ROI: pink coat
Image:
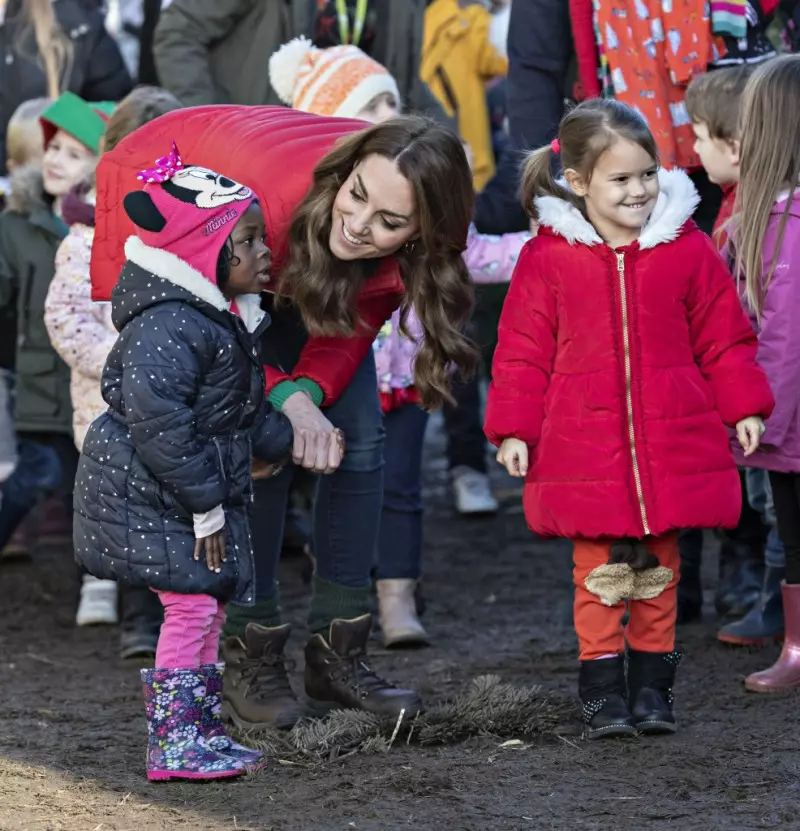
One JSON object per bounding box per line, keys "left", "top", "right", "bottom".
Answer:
{"left": 373, "top": 225, "right": 530, "bottom": 406}
{"left": 733, "top": 192, "right": 800, "bottom": 473}
{"left": 44, "top": 225, "right": 117, "bottom": 451}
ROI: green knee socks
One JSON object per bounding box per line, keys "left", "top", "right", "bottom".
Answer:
{"left": 307, "top": 576, "right": 372, "bottom": 636}
{"left": 222, "top": 593, "right": 282, "bottom": 639}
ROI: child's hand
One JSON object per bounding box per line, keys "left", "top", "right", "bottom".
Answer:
{"left": 736, "top": 416, "right": 766, "bottom": 457}
{"left": 496, "top": 438, "right": 529, "bottom": 477}
{"left": 194, "top": 529, "right": 227, "bottom": 573}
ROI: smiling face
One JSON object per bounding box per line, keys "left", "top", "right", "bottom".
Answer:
{"left": 565, "top": 137, "right": 660, "bottom": 248}
{"left": 42, "top": 129, "right": 97, "bottom": 198}
{"left": 329, "top": 153, "right": 420, "bottom": 261}
{"left": 222, "top": 202, "right": 271, "bottom": 299}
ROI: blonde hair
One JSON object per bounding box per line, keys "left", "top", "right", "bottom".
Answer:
{"left": 522, "top": 99, "right": 658, "bottom": 221}
{"left": 685, "top": 65, "right": 754, "bottom": 142}
{"left": 733, "top": 55, "right": 800, "bottom": 317}
{"left": 19, "top": 0, "right": 74, "bottom": 98}
{"left": 103, "top": 86, "right": 182, "bottom": 153}
{"left": 6, "top": 97, "right": 51, "bottom": 169}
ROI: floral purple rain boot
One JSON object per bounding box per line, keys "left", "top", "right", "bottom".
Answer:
{"left": 201, "top": 664, "right": 266, "bottom": 769}
{"left": 141, "top": 667, "right": 247, "bottom": 781}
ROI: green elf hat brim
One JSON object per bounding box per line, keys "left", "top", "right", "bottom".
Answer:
{"left": 40, "top": 91, "right": 116, "bottom": 153}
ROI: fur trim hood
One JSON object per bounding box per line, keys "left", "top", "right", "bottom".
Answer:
{"left": 118, "top": 236, "right": 266, "bottom": 334}
{"left": 534, "top": 168, "right": 700, "bottom": 250}
{"left": 5, "top": 165, "right": 49, "bottom": 216}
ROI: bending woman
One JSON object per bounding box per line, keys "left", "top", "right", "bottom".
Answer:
{"left": 92, "top": 106, "right": 476, "bottom": 726}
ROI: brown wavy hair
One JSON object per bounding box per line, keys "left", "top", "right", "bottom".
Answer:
{"left": 278, "top": 116, "right": 478, "bottom": 409}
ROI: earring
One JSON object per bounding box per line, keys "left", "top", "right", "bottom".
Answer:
{"left": 404, "top": 240, "right": 416, "bottom": 254}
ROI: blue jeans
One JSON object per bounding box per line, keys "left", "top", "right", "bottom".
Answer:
{"left": 376, "top": 403, "right": 429, "bottom": 580}
{"left": 746, "top": 468, "right": 785, "bottom": 569}
{"left": 0, "top": 438, "right": 63, "bottom": 550}
{"left": 250, "top": 353, "right": 384, "bottom": 599}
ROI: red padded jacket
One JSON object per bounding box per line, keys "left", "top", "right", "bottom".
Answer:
{"left": 91, "top": 106, "right": 404, "bottom": 405}
{"left": 484, "top": 169, "right": 774, "bottom": 540}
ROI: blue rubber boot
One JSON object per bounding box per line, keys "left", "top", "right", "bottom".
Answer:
{"left": 718, "top": 565, "right": 785, "bottom": 647}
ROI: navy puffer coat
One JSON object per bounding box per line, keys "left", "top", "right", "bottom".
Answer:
{"left": 73, "top": 236, "right": 293, "bottom": 604}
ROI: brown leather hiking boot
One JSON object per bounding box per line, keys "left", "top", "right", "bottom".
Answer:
{"left": 221, "top": 623, "right": 303, "bottom": 730}
{"left": 304, "top": 614, "right": 423, "bottom": 719}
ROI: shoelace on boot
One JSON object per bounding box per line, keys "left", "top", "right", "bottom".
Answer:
{"left": 331, "top": 650, "right": 397, "bottom": 698}
{"left": 240, "top": 653, "right": 296, "bottom": 699}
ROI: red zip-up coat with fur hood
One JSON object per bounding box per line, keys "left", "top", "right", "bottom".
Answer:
{"left": 91, "top": 106, "right": 404, "bottom": 406}
{"left": 484, "top": 169, "right": 775, "bottom": 540}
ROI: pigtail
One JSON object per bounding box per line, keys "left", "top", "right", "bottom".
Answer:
{"left": 521, "top": 144, "right": 584, "bottom": 221}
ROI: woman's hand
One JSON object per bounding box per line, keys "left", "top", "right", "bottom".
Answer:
{"left": 496, "top": 438, "right": 529, "bottom": 477}
{"left": 280, "top": 391, "right": 344, "bottom": 474}
{"left": 194, "top": 529, "right": 226, "bottom": 573}
{"left": 736, "top": 416, "right": 766, "bottom": 457}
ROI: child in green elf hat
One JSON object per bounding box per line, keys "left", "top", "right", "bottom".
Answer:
{"left": 0, "top": 91, "right": 114, "bottom": 564}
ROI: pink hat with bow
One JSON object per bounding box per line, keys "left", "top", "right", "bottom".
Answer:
{"left": 123, "top": 142, "right": 257, "bottom": 285}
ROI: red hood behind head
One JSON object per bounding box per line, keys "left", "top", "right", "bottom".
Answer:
{"left": 92, "top": 105, "right": 390, "bottom": 301}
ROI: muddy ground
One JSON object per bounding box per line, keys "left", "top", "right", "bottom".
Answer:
{"left": 0, "top": 418, "right": 797, "bottom": 831}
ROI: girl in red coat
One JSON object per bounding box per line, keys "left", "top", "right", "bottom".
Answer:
{"left": 484, "top": 100, "right": 774, "bottom": 740}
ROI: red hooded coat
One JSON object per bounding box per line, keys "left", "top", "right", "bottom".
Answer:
{"left": 484, "top": 169, "right": 775, "bottom": 540}
{"left": 91, "top": 106, "right": 404, "bottom": 405}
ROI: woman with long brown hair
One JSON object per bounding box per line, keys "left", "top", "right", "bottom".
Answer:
{"left": 91, "top": 105, "right": 476, "bottom": 728}
{"left": 0, "top": 0, "right": 132, "bottom": 174}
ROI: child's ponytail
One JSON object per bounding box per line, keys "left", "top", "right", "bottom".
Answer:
{"left": 522, "top": 100, "right": 659, "bottom": 223}
{"left": 521, "top": 143, "right": 583, "bottom": 221}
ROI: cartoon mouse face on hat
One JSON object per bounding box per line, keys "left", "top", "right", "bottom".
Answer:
{"left": 124, "top": 142, "right": 257, "bottom": 286}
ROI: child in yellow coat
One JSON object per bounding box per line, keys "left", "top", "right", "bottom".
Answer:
{"left": 422, "top": 0, "right": 508, "bottom": 192}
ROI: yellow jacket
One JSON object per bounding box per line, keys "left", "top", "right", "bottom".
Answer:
{"left": 422, "top": 0, "right": 508, "bottom": 192}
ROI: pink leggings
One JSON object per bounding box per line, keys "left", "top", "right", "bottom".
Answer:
{"left": 154, "top": 591, "right": 226, "bottom": 669}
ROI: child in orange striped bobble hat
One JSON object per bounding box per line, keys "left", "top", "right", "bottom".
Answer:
{"left": 269, "top": 36, "right": 401, "bottom": 123}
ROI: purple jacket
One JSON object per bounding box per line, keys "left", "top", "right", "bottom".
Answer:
{"left": 734, "top": 192, "right": 800, "bottom": 473}
{"left": 373, "top": 225, "right": 531, "bottom": 399}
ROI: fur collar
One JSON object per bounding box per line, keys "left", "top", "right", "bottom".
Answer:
{"left": 124, "top": 237, "right": 266, "bottom": 332}
{"left": 534, "top": 168, "right": 699, "bottom": 250}
{"left": 6, "top": 164, "right": 49, "bottom": 216}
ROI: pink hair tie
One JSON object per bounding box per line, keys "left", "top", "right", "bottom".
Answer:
{"left": 551, "top": 138, "right": 560, "bottom": 154}
{"left": 137, "top": 140, "right": 184, "bottom": 184}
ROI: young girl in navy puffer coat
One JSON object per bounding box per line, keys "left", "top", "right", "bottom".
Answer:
{"left": 73, "top": 143, "right": 293, "bottom": 782}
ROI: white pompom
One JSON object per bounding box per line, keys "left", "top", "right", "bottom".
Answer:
{"left": 269, "top": 37, "right": 314, "bottom": 105}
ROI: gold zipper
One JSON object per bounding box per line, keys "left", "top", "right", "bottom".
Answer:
{"left": 616, "top": 252, "right": 650, "bottom": 536}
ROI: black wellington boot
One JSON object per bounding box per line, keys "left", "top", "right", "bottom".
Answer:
{"left": 578, "top": 656, "right": 637, "bottom": 740}
{"left": 627, "top": 649, "right": 682, "bottom": 735}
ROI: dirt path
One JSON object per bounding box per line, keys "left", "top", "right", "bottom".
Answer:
{"left": 0, "top": 422, "right": 796, "bottom": 831}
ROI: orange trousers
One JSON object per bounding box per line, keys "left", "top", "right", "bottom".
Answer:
{"left": 572, "top": 534, "right": 680, "bottom": 660}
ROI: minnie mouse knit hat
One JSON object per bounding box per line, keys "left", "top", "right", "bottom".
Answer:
{"left": 269, "top": 36, "right": 400, "bottom": 119}
{"left": 40, "top": 91, "right": 115, "bottom": 152}
{"left": 123, "top": 142, "right": 257, "bottom": 286}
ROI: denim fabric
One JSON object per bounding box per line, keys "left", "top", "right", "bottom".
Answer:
{"left": 0, "top": 439, "right": 63, "bottom": 550}
{"left": 376, "top": 404, "right": 429, "bottom": 580}
{"left": 746, "top": 468, "right": 784, "bottom": 568}
{"left": 249, "top": 352, "right": 385, "bottom": 600}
